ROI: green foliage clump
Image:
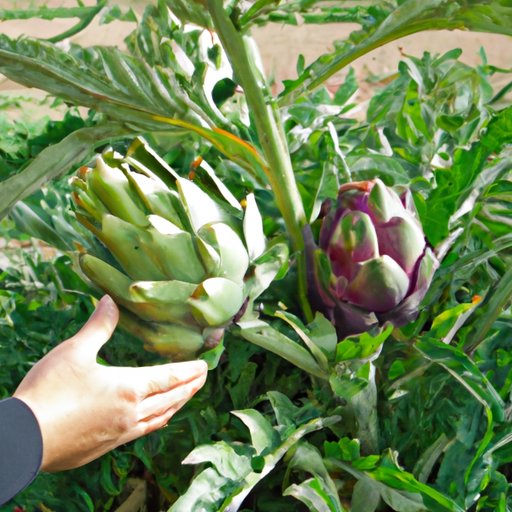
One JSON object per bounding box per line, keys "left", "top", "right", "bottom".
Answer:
{"left": 0, "top": 1, "right": 511, "bottom": 511}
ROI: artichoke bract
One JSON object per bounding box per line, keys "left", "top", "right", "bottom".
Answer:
{"left": 306, "top": 179, "right": 438, "bottom": 338}
{"left": 71, "top": 139, "right": 287, "bottom": 360}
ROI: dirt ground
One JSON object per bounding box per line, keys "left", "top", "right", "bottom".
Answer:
{"left": 0, "top": 1, "right": 511, "bottom": 108}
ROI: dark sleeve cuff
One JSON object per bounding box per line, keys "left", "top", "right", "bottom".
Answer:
{"left": 0, "top": 397, "right": 43, "bottom": 506}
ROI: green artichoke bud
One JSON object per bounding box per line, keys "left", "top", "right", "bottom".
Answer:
{"left": 72, "top": 140, "right": 287, "bottom": 360}
{"left": 306, "top": 179, "right": 438, "bottom": 338}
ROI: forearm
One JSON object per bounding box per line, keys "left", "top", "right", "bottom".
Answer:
{"left": 0, "top": 397, "right": 42, "bottom": 506}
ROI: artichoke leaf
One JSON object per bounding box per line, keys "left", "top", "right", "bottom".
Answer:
{"left": 80, "top": 255, "right": 196, "bottom": 324}
{"left": 126, "top": 171, "right": 183, "bottom": 228}
{"left": 119, "top": 308, "right": 205, "bottom": 360}
{"left": 243, "top": 193, "right": 266, "bottom": 261}
{"left": 145, "top": 226, "right": 207, "bottom": 283}
{"left": 345, "top": 255, "right": 410, "bottom": 312}
{"left": 198, "top": 159, "right": 242, "bottom": 212}
{"left": 188, "top": 277, "right": 245, "bottom": 327}
{"left": 379, "top": 247, "right": 439, "bottom": 327}
{"left": 89, "top": 157, "right": 148, "bottom": 227}
{"left": 177, "top": 177, "right": 232, "bottom": 232}
{"left": 129, "top": 280, "right": 198, "bottom": 324}
{"left": 244, "top": 242, "right": 289, "bottom": 308}
{"left": 198, "top": 222, "right": 249, "bottom": 282}
{"left": 375, "top": 215, "right": 425, "bottom": 274}
{"left": 71, "top": 185, "right": 109, "bottom": 223}
{"left": 367, "top": 179, "right": 407, "bottom": 223}
{"left": 125, "top": 137, "right": 181, "bottom": 188}
{"left": 196, "top": 237, "right": 221, "bottom": 276}
{"left": 99, "top": 214, "right": 166, "bottom": 281}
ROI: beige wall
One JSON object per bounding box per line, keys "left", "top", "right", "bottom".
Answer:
{"left": 254, "top": 25, "right": 511, "bottom": 95}
{"left": 1, "top": 1, "right": 510, "bottom": 99}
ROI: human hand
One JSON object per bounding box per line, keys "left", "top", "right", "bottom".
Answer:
{"left": 13, "top": 295, "right": 208, "bottom": 472}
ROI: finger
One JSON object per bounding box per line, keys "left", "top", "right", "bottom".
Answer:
{"left": 133, "top": 406, "right": 181, "bottom": 437}
{"left": 138, "top": 398, "right": 190, "bottom": 436}
{"left": 137, "top": 373, "right": 206, "bottom": 422}
{"left": 71, "top": 295, "right": 119, "bottom": 360}
{"left": 136, "top": 360, "right": 208, "bottom": 397}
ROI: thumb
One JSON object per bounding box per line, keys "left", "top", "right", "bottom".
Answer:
{"left": 71, "top": 295, "right": 119, "bottom": 361}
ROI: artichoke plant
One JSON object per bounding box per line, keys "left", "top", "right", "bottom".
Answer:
{"left": 307, "top": 179, "right": 439, "bottom": 338}
{"left": 71, "top": 139, "right": 287, "bottom": 360}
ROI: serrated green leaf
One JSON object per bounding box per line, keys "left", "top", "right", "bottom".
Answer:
{"left": 0, "top": 34, "right": 270, "bottom": 182}
{"left": 336, "top": 325, "right": 393, "bottom": 362}
{"left": 422, "top": 106, "right": 512, "bottom": 246}
{"left": 429, "top": 297, "right": 482, "bottom": 344}
{"left": 415, "top": 338, "right": 505, "bottom": 422}
{"left": 266, "top": 391, "right": 304, "bottom": 428}
{"left": 284, "top": 478, "right": 345, "bottom": 512}
{"left": 285, "top": 442, "right": 344, "bottom": 511}
{"left": 231, "top": 409, "right": 280, "bottom": 455}
{"left": 169, "top": 467, "right": 232, "bottom": 512}
{"left": 347, "top": 154, "right": 410, "bottom": 185}
{"left": 324, "top": 437, "right": 361, "bottom": 462}
{"left": 329, "top": 454, "right": 466, "bottom": 512}
{"left": 0, "top": 124, "right": 128, "bottom": 221}
{"left": 182, "top": 441, "right": 251, "bottom": 481}
{"left": 329, "top": 371, "right": 368, "bottom": 401}
{"left": 173, "top": 406, "right": 339, "bottom": 512}
{"left": 280, "top": 0, "right": 512, "bottom": 104}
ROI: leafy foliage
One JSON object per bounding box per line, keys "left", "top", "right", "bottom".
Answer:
{"left": 276, "top": 0, "right": 512, "bottom": 104}
{"left": 0, "top": 0, "right": 511, "bottom": 511}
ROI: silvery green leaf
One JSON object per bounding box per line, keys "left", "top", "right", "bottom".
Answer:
{"left": 244, "top": 242, "right": 289, "bottom": 305}
{"left": 89, "top": 157, "right": 148, "bottom": 227}
{"left": 188, "top": 277, "right": 245, "bottom": 326}
{"left": 182, "top": 442, "right": 252, "bottom": 480}
{"left": 147, "top": 227, "right": 206, "bottom": 282}
{"left": 351, "top": 478, "right": 381, "bottom": 512}
{"left": 177, "top": 177, "right": 232, "bottom": 232}
{"left": 99, "top": 214, "right": 166, "bottom": 281}
{"left": 0, "top": 124, "right": 127, "bottom": 221}
{"left": 308, "top": 313, "right": 338, "bottom": 362}
{"left": 243, "top": 193, "right": 266, "bottom": 260}
{"left": 198, "top": 223, "right": 249, "bottom": 282}
{"left": 284, "top": 478, "right": 345, "bottom": 512}
{"left": 237, "top": 319, "right": 327, "bottom": 379}
{"left": 284, "top": 442, "right": 345, "bottom": 512}
{"left": 280, "top": 0, "right": 512, "bottom": 103}
{"left": 231, "top": 409, "right": 280, "bottom": 455}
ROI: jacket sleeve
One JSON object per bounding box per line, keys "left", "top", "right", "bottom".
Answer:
{"left": 0, "top": 397, "right": 43, "bottom": 506}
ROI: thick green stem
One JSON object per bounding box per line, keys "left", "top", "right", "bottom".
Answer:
{"left": 207, "top": 0, "right": 312, "bottom": 321}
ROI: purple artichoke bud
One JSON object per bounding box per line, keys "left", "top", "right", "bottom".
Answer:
{"left": 306, "top": 179, "right": 438, "bottom": 338}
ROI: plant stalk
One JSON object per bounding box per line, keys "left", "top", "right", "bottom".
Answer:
{"left": 207, "top": 0, "right": 312, "bottom": 321}
{"left": 348, "top": 361, "right": 380, "bottom": 454}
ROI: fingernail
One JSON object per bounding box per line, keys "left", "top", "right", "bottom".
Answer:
{"left": 98, "top": 295, "right": 118, "bottom": 313}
